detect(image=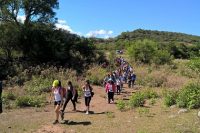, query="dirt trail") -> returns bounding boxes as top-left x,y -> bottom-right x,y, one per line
34,84 -> 137,133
